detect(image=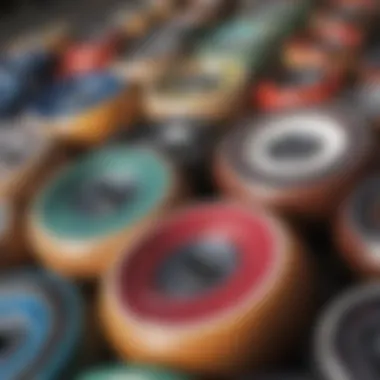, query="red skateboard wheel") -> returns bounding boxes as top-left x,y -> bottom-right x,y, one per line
335,173 -> 380,278
101,202 -> 313,375
215,105 -> 373,219
253,46 -> 343,111
59,8 -> 123,78
283,35 -> 355,75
